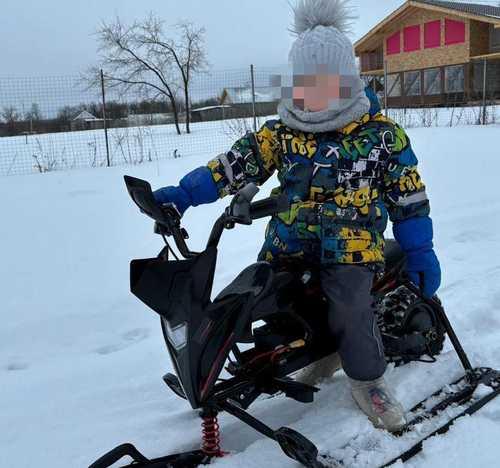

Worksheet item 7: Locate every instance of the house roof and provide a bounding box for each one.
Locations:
[73,110,98,121]
[221,87,281,104]
[413,0,500,20]
[191,105,232,112]
[355,0,500,53]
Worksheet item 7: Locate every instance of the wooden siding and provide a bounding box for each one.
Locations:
[383,9,471,73]
[470,20,490,57]
[360,48,384,72]
[491,24,500,52]
[355,1,500,53]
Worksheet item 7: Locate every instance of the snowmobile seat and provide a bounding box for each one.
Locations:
[213,263,296,326]
[214,262,274,302]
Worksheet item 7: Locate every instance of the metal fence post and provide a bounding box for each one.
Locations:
[250,64,257,132]
[100,69,111,167]
[482,59,488,126]
[383,61,389,119]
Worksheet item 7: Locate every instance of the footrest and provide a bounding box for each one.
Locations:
[271,377,319,403]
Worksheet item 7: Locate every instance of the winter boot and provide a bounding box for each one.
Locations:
[294,353,342,386]
[349,375,407,432]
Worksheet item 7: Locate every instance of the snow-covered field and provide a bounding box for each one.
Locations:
[0,118,246,176]
[1,104,498,177]
[1,123,500,468]
[387,104,499,129]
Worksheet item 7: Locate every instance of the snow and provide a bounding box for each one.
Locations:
[386,105,499,129]
[1,122,500,468]
[0,118,246,176]
[2,105,498,177]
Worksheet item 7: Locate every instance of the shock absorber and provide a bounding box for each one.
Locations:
[200,407,224,458]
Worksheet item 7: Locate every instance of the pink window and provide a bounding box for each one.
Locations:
[386,31,401,55]
[404,25,421,52]
[424,20,441,49]
[445,19,465,45]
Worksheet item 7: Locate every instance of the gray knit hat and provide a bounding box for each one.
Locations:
[289,0,358,76]
[278,0,370,132]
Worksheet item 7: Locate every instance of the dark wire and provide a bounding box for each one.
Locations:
[161,234,179,261]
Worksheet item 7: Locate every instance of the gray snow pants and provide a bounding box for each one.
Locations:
[321,264,386,381]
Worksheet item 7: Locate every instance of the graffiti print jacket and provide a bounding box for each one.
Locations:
[207,112,430,266]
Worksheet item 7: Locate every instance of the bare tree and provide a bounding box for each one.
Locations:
[137,16,208,133]
[25,103,42,133]
[25,103,42,121]
[1,106,20,123]
[88,15,183,134]
[1,106,21,136]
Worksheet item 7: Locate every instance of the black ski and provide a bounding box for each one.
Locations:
[320,367,500,468]
[89,443,210,468]
[382,368,500,467]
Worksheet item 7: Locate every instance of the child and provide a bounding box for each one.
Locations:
[153,0,441,432]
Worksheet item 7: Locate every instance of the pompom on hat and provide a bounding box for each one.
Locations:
[288,0,359,76]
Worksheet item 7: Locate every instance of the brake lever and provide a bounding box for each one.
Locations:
[154,203,185,237]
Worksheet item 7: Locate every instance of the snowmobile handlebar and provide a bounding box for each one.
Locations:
[123,176,289,259]
[226,183,289,226]
[205,183,289,252]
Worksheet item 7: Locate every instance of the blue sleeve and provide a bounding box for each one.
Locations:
[365,86,381,116]
[154,166,219,215]
[179,166,219,207]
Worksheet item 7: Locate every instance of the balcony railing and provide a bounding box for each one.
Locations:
[360,51,384,73]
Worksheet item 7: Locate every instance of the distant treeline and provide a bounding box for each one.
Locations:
[0,97,220,137]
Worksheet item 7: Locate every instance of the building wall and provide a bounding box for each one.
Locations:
[491,24,500,53]
[470,20,491,57]
[383,9,471,73]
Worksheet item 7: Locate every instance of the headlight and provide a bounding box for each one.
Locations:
[165,321,188,351]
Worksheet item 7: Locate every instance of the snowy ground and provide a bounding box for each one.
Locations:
[0,118,249,176]
[1,123,500,468]
[1,104,498,177]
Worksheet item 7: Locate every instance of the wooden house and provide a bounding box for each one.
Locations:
[355,0,500,107]
[71,110,104,131]
[219,86,280,119]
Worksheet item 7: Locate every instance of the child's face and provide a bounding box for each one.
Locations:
[292,73,344,112]
[273,64,357,113]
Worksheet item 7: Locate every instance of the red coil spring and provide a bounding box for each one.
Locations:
[201,413,223,457]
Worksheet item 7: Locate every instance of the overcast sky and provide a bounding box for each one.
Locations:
[3,0,499,76]
[1,0,410,76]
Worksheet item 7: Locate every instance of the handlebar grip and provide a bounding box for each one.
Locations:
[238,182,260,202]
[249,195,289,220]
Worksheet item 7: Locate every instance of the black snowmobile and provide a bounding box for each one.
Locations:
[90,176,500,468]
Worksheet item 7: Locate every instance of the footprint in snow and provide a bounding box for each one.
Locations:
[453,230,494,244]
[95,328,151,355]
[6,361,29,371]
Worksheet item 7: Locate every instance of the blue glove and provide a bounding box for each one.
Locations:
[393,216,441,298]
[153,185,191,216]
[153,166,219,216]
